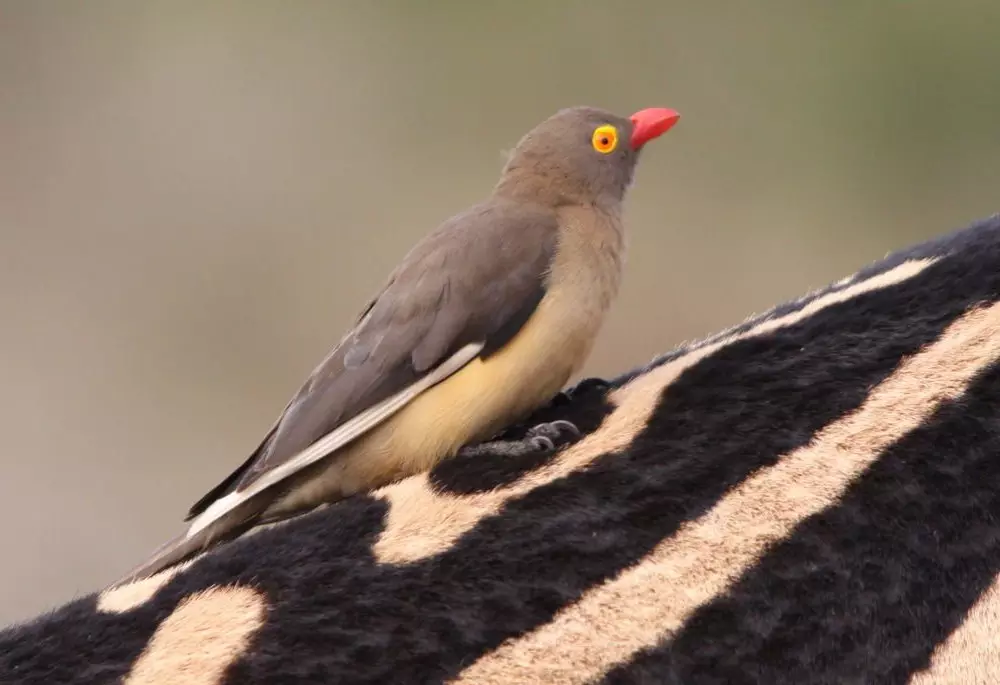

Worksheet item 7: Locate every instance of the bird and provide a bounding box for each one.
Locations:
[116,104,680,585]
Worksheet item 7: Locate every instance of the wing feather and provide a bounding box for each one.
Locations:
[185,199,559,521]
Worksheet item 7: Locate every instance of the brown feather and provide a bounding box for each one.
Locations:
[188,199,560,515]
[124,104,672,585]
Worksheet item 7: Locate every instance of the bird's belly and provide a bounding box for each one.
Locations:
[264,209,622,518]
[266,290,602,515]
[344,292,597,490]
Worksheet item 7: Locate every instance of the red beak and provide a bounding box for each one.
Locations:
[629,108,681,150]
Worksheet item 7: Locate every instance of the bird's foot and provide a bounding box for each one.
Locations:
[524,419,581,450]
[458,419,582,459]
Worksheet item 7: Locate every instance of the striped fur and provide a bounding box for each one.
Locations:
[4,213,1000,684]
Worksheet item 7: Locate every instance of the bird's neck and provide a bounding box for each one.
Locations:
[492,169,622,214]
[493,170,565,206]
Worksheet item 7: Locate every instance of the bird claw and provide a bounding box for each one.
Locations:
[528,435,555,451]
[526,419,581,446]
[457,420,582,460]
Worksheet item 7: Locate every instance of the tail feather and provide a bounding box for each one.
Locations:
[112,497,267,588]
[113,531,213,587]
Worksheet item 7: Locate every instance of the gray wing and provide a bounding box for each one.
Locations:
[185,199,558,520]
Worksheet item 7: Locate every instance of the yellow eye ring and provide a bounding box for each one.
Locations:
[591,124,618,154]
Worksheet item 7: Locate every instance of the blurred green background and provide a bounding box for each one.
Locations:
[2,1,999,626]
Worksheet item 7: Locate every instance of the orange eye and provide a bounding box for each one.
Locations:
[591,124,618,154]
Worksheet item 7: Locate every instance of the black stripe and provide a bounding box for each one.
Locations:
[603,359,1000,685]
[8,252,952,685]
[7,217,1000,684]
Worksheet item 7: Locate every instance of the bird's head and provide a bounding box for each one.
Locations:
[494,105,680,207]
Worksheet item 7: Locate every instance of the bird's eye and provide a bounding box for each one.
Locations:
[591,124,618,154]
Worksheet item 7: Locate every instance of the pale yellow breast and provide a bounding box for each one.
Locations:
[271,207,626,506]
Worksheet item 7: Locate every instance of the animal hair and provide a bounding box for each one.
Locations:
[5,213,1000,684]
